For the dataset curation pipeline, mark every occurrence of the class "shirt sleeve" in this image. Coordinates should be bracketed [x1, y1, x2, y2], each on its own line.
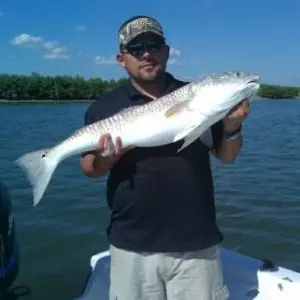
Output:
[80, 103, 99, 157]
[84, 105, 95, 126]
[81, 97, 115, 157]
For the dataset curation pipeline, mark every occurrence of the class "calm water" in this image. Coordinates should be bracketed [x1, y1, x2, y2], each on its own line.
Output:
[1, 99, 300, 299]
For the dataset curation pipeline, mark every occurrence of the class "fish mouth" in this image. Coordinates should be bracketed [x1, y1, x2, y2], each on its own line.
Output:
[243, 76, 260, 98]
[246, 74, 260, 84]
[245, 76, 260, 92]
[247, 79, 259, 84]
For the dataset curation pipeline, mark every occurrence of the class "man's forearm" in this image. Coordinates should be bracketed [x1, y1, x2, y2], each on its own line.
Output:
[212, 124, 243, 163]
[213, 135, 243, 163]
[213, 97, 249, 162]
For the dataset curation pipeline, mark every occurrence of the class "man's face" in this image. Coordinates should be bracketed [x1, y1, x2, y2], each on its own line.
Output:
[117, 33, 169, 82]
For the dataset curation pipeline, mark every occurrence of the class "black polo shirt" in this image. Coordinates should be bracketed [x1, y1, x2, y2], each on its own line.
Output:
[83, 73, 224, 252]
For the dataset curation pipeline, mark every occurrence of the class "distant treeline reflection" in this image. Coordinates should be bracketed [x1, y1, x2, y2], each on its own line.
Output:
[0, 72, 299, 101]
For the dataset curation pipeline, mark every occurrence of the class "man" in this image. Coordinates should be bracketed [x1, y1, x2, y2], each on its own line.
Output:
[80, 15, 250, 300]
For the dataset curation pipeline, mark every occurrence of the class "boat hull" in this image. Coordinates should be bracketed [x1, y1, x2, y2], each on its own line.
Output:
[76, 247, 300, 300]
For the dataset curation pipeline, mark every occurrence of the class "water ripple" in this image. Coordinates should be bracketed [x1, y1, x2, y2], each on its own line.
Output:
[1, 100, 300, 298]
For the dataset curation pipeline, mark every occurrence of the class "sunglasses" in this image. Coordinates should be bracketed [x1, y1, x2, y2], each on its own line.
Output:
[122, 40, 165, 57]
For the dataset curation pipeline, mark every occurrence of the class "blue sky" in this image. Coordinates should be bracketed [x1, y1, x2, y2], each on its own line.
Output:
[0, 0, 299, 86]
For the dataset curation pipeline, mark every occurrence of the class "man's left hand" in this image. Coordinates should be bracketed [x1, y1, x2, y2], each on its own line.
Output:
[223, 98, 250, 132]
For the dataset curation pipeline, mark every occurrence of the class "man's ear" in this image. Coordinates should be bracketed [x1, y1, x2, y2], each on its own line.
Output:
[116, 53, 125, 68]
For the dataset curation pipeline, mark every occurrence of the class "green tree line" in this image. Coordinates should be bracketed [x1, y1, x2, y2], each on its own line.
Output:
[0, 73, 299, 101]
[256, 83, 299, 99]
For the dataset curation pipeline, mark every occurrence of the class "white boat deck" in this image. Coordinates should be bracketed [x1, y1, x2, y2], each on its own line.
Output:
[77, 247, 300, 300]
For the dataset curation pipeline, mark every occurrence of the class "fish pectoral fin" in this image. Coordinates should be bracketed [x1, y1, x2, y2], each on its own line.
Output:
[164, 86, 199, 118]
[164, 98, 194, 118]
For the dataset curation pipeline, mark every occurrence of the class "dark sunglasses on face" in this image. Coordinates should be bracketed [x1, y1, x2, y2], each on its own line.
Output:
[122, 40, 165, 57]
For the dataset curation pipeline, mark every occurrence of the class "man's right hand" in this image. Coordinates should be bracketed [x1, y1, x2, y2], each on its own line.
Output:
[80, 134, 130, 177]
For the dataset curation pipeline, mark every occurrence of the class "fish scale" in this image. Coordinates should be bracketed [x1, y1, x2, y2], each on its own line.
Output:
[60, 82, 195, 152]
[14, 71, 260, 207]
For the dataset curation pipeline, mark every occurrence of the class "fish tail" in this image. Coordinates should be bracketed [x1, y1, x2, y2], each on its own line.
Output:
[14, 147, 59, 206]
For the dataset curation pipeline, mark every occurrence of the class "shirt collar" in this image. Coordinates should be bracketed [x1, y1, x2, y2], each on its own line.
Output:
[125, 72, 183, 101]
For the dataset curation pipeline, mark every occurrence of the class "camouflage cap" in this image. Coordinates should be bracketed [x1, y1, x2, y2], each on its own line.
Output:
[119, 16, 165, 47]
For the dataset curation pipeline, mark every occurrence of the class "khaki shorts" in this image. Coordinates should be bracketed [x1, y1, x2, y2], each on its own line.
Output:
[109, 244, 230, 300]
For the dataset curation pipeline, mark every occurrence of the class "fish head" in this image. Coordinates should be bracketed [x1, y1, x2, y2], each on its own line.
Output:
[189, 71, 260, 116]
